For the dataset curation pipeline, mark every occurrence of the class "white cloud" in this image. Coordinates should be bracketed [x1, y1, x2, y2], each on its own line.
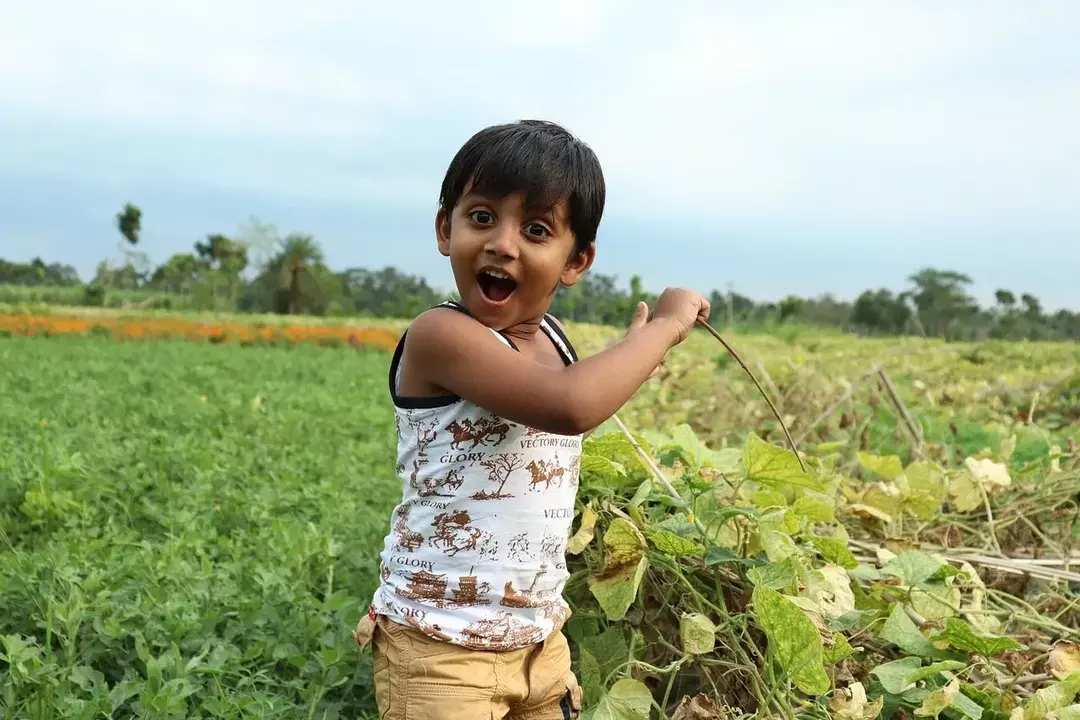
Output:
[0, 0, 1077, 242]
[564, 1, 1080, 225]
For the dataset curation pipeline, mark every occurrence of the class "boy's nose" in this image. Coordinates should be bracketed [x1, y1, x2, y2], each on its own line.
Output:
[483, 225, 520, 258]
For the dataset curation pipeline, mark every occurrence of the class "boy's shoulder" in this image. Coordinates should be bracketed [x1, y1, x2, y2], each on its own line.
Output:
[407, 302, 484, 341]
[401, 303, 502, 365]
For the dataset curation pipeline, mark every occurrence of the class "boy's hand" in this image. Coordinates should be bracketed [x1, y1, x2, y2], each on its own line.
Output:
[652, 288, 712, 345]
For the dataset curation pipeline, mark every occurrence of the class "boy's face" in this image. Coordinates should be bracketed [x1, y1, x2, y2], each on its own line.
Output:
[436, 186, 594, 329]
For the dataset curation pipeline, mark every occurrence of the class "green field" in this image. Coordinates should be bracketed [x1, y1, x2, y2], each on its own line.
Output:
[2, 328, 1079, 719]
[1, 337, 398, 718]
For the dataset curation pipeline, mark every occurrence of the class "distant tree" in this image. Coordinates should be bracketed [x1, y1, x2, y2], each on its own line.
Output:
[100, 202, 150, 292]
[115, 203, 142, 246]
[906, 268, 979, 338]
[195, 233, 249, 302]
[778, 296, 804, 323]
[240, 234, 330, 315]
[151, 253, 203, 294]
[995, 289, 1016, 309]
[849, 289, 912, 335]
[1021, 293, 1042, 318]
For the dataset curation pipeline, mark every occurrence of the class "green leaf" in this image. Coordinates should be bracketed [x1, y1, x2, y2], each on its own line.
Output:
[951, 689, 986, 720]
[578, 649, 604, 709]
[753, 488, 788, 508]
[712, 447, 743, 474]
[908, 661, 968, 685]
[910, 582, 962, 622]
[871, 658, 967, 695]
[671, 424, 711, 468]
[567, 506, 598, 555]
[902, 463, 948, 519]
[628, 479, 652, 509]
[742, 433, 824, 491]
[882, 551, 945, 588]
[748, 556, 800, 590]
[1019, 674, 1080, 720]
[762, 529, 798, 562]
[871, 657, 924, 694]
[916, 679, 959, 718]
[1048, 706, 1080, 720]
[69, 665, 105, 692]
[588, 519, 649, 621]
[949, 472, 984, 513]
[831, 610, 875, 632]
[581, 678, 653, 720]
[584, 432, 651, 474]
[647, 529, 703, 558]
[807, 535, 859, 570]
[932, 618, 1021, 658]
[705, 546, 760, 567]
[793, 492, 836, 522]
[858, 452, 904, 480]
[580, 454, 627, 486]
[680, 613, 716, 655]
[579, 628, 630, 691]
[824, 634, 856, 665]
[881, 605, 950, 659]
[751, 585, 830, 695]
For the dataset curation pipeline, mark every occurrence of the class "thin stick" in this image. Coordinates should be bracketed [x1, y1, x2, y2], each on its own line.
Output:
[794, 364, 883, 446]
[696, 320, 807, 472]
[849, 539, 1080, 584]
[877, 368, 924, 450]
[610, 413, 681, 498]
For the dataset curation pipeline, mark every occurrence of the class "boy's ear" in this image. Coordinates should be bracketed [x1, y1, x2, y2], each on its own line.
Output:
[435, 209, 452, 256]
[560, 243, 596, 287]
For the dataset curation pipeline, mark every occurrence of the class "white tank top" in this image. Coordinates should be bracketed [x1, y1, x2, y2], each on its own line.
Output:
[370, 302, 583, 651]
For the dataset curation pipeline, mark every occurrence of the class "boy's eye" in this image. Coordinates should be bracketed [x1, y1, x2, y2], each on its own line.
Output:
[469, 210, 495, 225]
[524, 223, 549, 238]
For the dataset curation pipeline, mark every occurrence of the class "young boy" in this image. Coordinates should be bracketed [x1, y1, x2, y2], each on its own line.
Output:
[353, 120, 710, 719]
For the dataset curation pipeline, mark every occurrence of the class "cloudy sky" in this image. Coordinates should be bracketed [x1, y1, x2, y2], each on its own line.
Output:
[2, 1, 1077, 309]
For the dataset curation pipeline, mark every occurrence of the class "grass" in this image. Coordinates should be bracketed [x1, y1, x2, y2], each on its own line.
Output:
[0, 337, 398, 718]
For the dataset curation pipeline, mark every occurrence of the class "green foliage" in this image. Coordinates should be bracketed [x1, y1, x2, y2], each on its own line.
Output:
[1, 321, 1078, 718]
[115, 203, 142, 246]
[0, 337, 396, 717]
[563, 417, 1079, 718]
[6, 228, 1080, 338]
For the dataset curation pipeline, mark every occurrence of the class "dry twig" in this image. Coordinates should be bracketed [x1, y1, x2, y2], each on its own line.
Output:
[877, 369, 924, 453]
[696, 320, 806, 472]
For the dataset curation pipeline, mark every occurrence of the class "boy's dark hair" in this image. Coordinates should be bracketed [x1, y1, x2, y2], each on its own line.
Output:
[438, 120, 606, 255]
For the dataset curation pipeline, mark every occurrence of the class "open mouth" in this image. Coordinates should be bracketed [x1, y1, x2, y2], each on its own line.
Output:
[477, 269, 518, 304]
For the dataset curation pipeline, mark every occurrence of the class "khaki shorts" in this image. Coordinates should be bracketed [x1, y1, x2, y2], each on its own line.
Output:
[355, 614, 582, 720]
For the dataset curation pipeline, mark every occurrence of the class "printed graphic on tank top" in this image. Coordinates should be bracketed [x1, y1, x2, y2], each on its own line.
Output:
[370, 301, 583, 651]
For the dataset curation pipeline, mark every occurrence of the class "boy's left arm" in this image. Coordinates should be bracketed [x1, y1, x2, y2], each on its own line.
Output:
[546, 314, 644, 439]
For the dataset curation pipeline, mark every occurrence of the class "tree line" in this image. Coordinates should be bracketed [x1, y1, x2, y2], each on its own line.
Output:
[2, 203, 1078, 342]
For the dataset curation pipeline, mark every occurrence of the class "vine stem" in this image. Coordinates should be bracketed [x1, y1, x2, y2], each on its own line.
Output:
[695, 319, 807, 472]
[610, 414, 680, 498]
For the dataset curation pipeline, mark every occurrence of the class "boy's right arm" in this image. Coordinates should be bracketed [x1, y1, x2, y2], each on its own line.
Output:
[403, 289, 709, 436]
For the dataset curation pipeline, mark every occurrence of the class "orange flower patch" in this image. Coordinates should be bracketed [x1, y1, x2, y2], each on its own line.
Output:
[0, 314, 401, 352]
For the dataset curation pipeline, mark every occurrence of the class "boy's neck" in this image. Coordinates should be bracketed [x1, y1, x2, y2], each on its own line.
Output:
[499, 316, 546, 345]
[450, 298, 554, 344]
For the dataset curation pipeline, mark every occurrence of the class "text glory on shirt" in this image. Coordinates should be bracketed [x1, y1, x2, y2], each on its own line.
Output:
[370, 302, 583, 651]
